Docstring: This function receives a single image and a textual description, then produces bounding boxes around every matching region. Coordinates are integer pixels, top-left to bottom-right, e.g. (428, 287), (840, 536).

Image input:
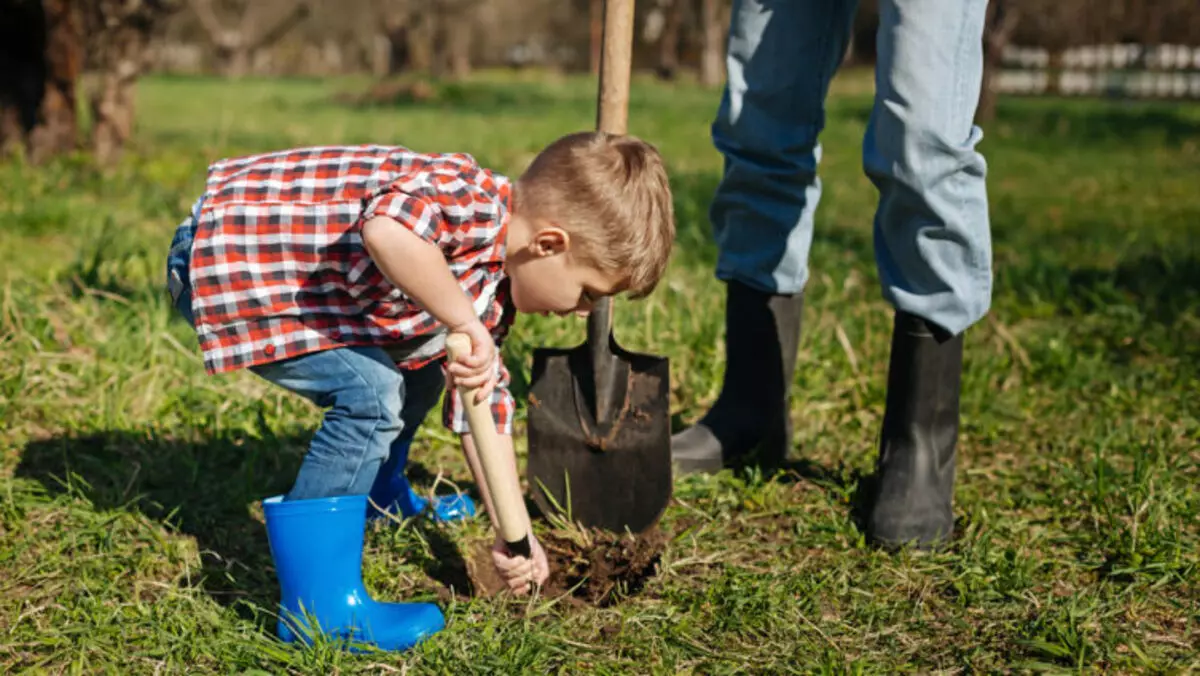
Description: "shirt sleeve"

(362, 188), (465, 256)
(442, 352), (515, 437)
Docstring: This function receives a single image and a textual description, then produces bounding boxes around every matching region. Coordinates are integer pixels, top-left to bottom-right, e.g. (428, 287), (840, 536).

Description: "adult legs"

(673, 0), (860, 474)
(861, 0), (992, 549)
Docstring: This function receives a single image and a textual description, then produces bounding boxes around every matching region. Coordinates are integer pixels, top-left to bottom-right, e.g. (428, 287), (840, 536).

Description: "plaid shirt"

(187, 145), (516, 435)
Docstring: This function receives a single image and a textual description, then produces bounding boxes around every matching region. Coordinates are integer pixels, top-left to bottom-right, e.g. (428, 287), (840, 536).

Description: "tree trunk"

(371, 33), (391, 77)
(656, 0), (684, 80)
(406, 9), (434, 73)
(976, 0), (1021, 123)
(0, 0), (83, 162)
(435, 1), (474, 80)
(976, 55), (1001, 123)
(1046, 49), (1063, 96)
(90, 36), (143, 164)
(698, 0), (724, 86)
(189, 0), (308, 79)
(448, 26), (472, 80)
(83, 0), (180, 165)
(223, 46), (251, 78)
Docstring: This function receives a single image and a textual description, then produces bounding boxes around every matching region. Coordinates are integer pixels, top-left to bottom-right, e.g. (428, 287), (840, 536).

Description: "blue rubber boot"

(262, 494), (445, 652)
(367, 434), (476, 523)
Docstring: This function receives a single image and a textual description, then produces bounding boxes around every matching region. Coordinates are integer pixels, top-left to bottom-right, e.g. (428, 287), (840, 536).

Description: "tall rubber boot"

(671, 280), (804, 474)
(866, 310), (964, 550)
(263, 494), (445, 652)
(367, 432), (475, 524)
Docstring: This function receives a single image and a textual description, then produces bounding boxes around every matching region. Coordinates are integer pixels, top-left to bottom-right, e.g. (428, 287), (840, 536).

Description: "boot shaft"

(880, 311), (963, 468)
(263, 494), (370, 601)
(868, 310), (965, 549)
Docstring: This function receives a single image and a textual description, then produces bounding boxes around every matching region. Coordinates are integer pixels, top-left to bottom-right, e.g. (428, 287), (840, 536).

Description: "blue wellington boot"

(367, 435), (476, 524)
(262, 494), (445, 652)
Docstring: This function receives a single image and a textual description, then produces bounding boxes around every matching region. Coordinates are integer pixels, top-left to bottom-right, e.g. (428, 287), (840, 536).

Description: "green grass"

(2, 68), (1199, 673)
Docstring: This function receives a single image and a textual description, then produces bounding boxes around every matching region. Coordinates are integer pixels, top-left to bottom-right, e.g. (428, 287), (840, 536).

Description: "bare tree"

(82, 0), (181, 164)
(373, 0), (481, 79)
(977, 0), (1022, 122)
(698, 0), (725, 86)
(432, 0), (482, 79)
(654, 0), (686, 79)
(0, 0), (83, 162)
(1, 0), (178, 165)
(188, 0), (310, 78)
(374, 0), (428, 73)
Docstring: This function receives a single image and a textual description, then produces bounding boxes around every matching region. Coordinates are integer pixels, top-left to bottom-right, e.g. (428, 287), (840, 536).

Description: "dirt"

(463, 526), (667, 608)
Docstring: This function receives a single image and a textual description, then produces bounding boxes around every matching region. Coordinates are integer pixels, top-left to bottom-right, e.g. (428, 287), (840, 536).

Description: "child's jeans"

(167, 197), (444, 501)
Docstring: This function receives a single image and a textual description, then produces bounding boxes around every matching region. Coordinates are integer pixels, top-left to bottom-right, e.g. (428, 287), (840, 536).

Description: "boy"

(165, 131), (675, 652)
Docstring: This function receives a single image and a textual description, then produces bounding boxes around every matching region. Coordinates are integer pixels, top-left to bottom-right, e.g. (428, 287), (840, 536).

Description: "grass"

(1, 67), (1198, 673)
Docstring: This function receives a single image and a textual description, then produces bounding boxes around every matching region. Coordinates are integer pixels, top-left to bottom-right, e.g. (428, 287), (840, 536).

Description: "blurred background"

(3, 0), (1200, 165)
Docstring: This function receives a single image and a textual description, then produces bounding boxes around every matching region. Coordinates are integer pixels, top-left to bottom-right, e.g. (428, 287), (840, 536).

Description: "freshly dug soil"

(465, 526), (667, 608)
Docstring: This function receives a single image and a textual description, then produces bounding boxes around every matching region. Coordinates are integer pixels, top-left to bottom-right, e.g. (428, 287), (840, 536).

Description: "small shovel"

(525, 0), (672, 535)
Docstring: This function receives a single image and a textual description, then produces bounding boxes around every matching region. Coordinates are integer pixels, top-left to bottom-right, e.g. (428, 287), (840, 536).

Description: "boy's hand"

(491, 534), (549, 595)
(445, 318), (497, 404)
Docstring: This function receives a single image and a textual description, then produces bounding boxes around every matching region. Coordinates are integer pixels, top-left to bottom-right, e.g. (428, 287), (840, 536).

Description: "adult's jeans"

(710, 0), (992, 335)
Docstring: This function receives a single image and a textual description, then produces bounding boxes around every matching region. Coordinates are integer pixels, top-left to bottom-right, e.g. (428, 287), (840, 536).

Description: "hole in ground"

(464, 526), (667, 608)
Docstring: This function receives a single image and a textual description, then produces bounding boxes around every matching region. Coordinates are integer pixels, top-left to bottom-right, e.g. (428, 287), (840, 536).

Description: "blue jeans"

(166, 197), (444, 501)
(711, 0), (992, 335)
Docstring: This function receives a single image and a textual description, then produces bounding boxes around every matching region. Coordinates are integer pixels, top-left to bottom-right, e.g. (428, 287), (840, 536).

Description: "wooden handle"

(596, 0), (634, 136)
(588, 0), (635, 422)
(445, 333), (531, 557)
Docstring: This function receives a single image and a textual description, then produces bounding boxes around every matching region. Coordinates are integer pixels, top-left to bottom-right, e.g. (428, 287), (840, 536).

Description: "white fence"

(997, 43), (1200, 99)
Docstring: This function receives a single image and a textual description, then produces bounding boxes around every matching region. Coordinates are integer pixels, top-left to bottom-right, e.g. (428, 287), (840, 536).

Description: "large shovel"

(525, 0), (672, 536)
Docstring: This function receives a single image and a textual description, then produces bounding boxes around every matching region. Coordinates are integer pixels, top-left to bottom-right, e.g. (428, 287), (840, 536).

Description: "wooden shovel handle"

(596, 0), (634, 136)
(587, 0), (635, 421)
(445, 333), (532, 558)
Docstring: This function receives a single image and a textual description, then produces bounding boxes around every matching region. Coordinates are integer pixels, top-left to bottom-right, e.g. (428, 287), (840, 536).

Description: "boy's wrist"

(446, 313), (484, 333)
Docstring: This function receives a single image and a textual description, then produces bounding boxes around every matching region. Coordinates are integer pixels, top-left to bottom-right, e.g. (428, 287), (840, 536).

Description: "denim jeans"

(166, 197), (444, 501)
(710, 0), (992, 335)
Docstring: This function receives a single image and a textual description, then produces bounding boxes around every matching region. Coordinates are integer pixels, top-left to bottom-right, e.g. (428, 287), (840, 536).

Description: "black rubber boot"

(671, 280), (804, 475)
(866, 310), (964, 550)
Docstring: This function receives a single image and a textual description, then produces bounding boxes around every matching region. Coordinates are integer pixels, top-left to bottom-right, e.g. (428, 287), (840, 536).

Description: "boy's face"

(505, 221), (624, 317)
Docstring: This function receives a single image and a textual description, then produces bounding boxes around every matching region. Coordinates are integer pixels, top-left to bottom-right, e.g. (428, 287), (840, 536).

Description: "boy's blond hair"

(515, 131), (675, 299)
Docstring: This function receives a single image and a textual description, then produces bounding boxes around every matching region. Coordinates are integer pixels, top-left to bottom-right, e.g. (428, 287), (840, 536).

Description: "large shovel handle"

(588, 0), (635, 422)
(596, 0), (633, 136)
(446, 333), (532, 558)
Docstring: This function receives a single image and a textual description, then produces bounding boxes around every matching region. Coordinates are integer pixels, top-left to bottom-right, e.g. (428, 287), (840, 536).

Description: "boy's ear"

(531, 226), (570, 257)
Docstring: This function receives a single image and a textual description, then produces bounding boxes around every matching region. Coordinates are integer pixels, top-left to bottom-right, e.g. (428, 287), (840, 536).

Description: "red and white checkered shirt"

(187, 144), (516, 435)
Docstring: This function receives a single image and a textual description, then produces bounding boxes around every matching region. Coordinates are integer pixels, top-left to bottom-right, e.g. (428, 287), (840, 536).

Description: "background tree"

(82, 0), (182, 163)
(0, 0), (180, 165)
(0, 0), (83, 162)
(188, 0), (311, 78)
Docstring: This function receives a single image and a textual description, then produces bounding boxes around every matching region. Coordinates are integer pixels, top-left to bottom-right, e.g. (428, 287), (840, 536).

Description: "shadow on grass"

(781, 457), (875, 536)
(13, 431), (475, 629)
(1065, 251), (1200, 326)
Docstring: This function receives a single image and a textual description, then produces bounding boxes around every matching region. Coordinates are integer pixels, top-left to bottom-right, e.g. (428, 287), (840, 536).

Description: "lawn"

(1, 68), (1198, 673)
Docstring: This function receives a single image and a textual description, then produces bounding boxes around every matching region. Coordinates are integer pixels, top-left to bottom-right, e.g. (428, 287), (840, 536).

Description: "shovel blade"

(526, 340), (672, 534)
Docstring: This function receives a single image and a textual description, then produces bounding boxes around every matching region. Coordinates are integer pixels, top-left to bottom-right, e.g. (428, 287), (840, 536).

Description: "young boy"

(165, 131), (675, 652)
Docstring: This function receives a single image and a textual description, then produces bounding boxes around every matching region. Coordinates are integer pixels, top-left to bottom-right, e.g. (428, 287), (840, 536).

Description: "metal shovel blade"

(525, 301), (672, 534)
